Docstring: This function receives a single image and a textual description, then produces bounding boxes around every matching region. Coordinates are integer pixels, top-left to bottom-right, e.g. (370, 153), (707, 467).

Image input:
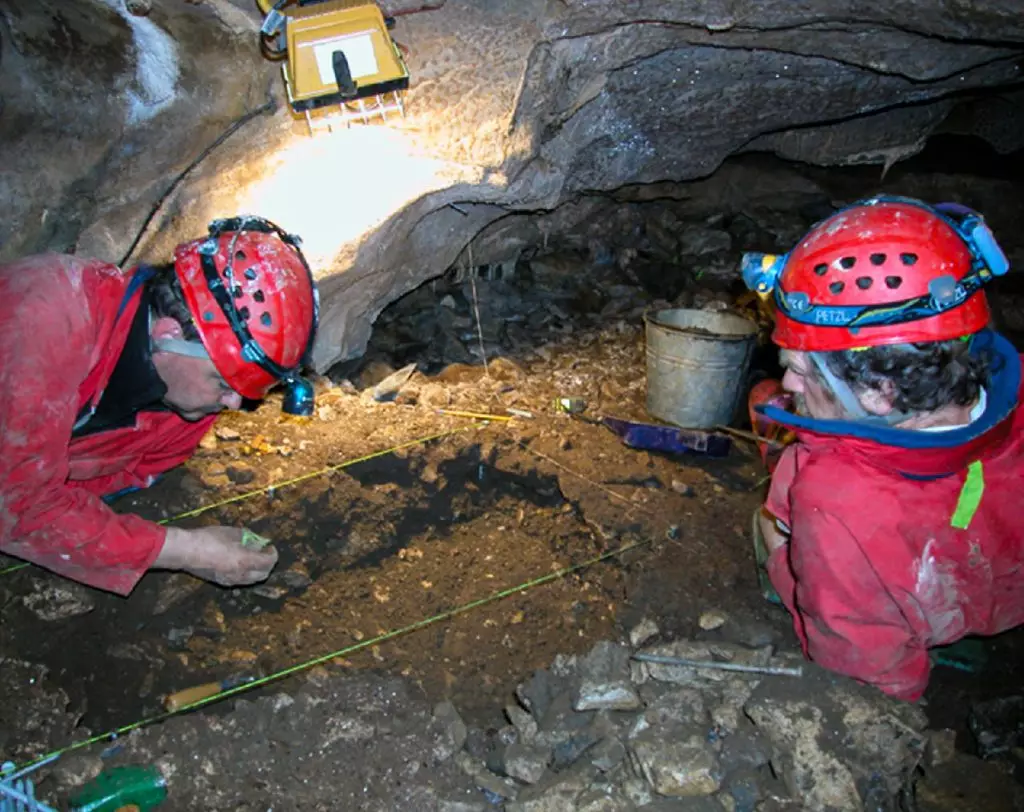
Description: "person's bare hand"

(156, 526), (278, 586)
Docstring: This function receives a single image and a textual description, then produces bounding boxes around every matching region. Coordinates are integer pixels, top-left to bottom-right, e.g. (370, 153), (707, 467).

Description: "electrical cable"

(118, 100), (276, 268)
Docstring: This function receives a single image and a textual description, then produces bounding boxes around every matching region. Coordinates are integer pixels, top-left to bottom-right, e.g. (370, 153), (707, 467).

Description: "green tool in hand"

(69, 764), (167, 812)
(241, 528), (273, 550)
(752, 510), (782, 606)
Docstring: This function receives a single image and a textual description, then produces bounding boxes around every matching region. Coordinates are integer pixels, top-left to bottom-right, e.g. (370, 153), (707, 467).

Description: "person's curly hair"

(146, 263), (200, 342)
(822, 337), (990, 414)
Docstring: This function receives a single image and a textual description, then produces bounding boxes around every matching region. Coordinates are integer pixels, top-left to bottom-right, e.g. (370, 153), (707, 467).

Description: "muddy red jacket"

(0, 254), (216, 595)
(758, 329), (1024, 700)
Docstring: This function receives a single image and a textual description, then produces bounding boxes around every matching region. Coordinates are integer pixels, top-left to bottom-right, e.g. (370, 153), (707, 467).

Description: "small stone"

(926, 728), (958, 767)
(198, 432), (218, 451)
(21, 581), (95, 621)
(505, 703), (538, 744)
(226, 464), (255, 485)
(454, 752), (519, 801)
(418, 383), (450, 408)
(671, 479), (695, 496)
(629, 617), (660, 647)
(126, 0), (152, 15)
(589, 736), (627, 772)
(440, 295), (457, 309)
(279, 567), (312, 590)
(152, 573), (205, 615)
(252, 583), (289, 600)
(698, 610), (728, 631)
(429, 700), (468, 763)
(503, 741), (551, 784)
(165, 626), (194, 648)
(575, 641), (642, 711)
(632, 730), (722, 796)
(215, 426), (241, 441)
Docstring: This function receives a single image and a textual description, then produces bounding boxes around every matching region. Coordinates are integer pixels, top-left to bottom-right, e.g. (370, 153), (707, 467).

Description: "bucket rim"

(644, 306), (758, 341)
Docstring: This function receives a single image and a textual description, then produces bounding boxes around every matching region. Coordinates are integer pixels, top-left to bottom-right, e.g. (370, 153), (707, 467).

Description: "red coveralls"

(0, 254), (216, 595)
(760, 334), (1024, 700)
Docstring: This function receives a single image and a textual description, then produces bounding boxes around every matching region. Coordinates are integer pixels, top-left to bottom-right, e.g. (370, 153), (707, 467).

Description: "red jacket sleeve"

(0, 266), (166, 596)
(770, 503), (930, 700)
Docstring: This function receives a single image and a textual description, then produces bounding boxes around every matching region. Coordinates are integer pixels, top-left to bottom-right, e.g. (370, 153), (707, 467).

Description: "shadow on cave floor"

(0, 302), (777, 747)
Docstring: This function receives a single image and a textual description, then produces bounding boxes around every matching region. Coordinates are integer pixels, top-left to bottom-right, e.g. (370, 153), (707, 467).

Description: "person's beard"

(792, 392), (809, 416)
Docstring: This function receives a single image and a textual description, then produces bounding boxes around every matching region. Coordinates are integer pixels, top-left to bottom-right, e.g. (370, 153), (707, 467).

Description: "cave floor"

(0, 317), (779, 733)
(2, 305), (1022, 800)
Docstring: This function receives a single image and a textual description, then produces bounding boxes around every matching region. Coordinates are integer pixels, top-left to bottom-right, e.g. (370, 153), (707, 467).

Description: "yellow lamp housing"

(258, 0), (410, 132)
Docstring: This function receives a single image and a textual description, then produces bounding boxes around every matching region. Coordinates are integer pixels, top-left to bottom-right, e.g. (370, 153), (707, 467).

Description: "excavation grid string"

(16, 536), (652, 772)
(0, 428), (471, 577)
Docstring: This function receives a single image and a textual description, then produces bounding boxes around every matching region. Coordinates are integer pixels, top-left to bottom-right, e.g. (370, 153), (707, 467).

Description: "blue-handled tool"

(600, 417), (731, 457)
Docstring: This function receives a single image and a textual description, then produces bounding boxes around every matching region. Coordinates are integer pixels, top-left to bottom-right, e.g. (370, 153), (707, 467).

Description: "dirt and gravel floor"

(2, 211), (1024, 808)
(1, 296), (779, 734)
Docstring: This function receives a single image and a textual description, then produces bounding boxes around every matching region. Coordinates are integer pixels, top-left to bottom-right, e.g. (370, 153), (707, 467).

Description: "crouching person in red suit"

(0, 217), (319, 595)
(741, 196), (1024, 700)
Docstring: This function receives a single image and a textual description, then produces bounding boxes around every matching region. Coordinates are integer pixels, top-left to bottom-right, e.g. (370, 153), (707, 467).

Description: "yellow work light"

(257, 0), (410, 133)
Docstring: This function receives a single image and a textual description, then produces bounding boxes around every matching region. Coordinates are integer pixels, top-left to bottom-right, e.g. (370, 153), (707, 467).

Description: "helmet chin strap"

(152, 337), (212, 360)
(808, 352), (912, 427)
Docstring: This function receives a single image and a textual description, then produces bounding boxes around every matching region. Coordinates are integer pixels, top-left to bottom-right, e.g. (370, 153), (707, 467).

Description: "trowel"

(599, 416), (732, 458)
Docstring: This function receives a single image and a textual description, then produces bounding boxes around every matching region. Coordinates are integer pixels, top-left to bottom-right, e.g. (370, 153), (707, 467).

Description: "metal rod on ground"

(632, 652), (803, 677)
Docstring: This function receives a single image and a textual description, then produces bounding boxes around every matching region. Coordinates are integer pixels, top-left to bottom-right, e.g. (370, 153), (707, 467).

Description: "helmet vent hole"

(813, 264), (828, 276)
(244, 268), (258, 280)
(239, 306), (250, 321)
(870, 253), (886, 266)
(900, 253), (918, 266)
(885, 276), (903, 290)
(856, 277), (873, 290)
(840, 256), (856, 269)
(253, 290), (265, 303)
(235, 250), (246, 262)
(261, 312), (272, 327)
(232, 285), (243, 299)
(829, 281), (845, 294)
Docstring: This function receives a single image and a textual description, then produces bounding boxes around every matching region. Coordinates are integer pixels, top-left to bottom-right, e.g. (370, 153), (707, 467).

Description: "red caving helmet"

(743, 197), (1008, 352)
(174, 216), (319, 404)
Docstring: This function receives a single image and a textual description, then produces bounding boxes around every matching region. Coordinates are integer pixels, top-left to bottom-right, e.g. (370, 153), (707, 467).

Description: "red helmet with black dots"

(741, 197), (1009, 352)
(173, 216), (319, 412)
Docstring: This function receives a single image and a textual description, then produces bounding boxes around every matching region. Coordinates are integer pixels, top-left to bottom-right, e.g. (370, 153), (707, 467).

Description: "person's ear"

(150, 316), (184, 343)
(858, 382), (895, 416)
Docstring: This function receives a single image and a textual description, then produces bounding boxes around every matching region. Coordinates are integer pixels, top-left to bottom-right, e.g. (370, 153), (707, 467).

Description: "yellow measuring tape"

(14, 535), (652, 772)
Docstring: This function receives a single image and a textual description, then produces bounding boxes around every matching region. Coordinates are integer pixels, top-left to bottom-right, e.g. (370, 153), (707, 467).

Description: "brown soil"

(0, 319), (781, 747)
(3, 294), (1022, 806)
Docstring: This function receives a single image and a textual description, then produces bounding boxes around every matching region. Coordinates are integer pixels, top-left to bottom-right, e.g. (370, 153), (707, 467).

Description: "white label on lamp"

(309, 33), (378, 84)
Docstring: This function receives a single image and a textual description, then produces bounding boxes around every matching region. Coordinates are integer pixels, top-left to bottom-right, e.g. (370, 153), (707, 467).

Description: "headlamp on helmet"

(739, 196), (1010, 351)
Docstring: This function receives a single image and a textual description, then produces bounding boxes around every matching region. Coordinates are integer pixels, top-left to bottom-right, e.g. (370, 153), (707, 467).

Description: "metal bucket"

(645, 308), (758, 429)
